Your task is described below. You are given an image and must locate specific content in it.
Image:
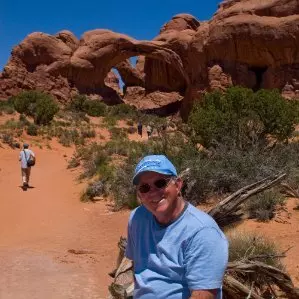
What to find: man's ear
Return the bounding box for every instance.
[175,178,183,193]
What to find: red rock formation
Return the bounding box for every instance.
[1,0,299,118]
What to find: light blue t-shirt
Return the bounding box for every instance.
[125,202,228,299]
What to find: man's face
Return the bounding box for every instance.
[136,171,183,221]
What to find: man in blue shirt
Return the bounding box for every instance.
[125,155,228,299]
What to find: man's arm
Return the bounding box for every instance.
[184,227,228,297]
[190,289,217,299]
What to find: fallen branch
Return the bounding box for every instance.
[208,173,287,227]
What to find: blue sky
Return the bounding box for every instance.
[0,0,220,71]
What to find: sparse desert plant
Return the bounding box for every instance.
[19,114,31,126]
[0,99,15,114]
[127,126,137,134]
[109,127,128,140]
[81,128,96,138]
[58,129,83,147]
[67,157,80,169]
[1,133,15,148]
[26,123,38,136]
[226,231,285,295]
[107,103,138,119]
[245,189,285,222]
[2,119,23,130]
[81,180,107,202]
[228,231,283,268]
[109,163,138,210]
[126,120,134,126]
[103,116,117,128]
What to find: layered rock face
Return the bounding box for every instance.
[1,0,299,116]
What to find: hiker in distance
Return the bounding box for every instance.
[137,121,143,138]
[19,143,35,188]
[126,155,228,299]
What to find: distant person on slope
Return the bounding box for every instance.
[137,121,143,138]
[19,143,35,188]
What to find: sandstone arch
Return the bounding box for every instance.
[68,29,189,94]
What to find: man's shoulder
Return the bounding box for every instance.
[129,205,150,217]
[183,203,220,230]
[129,205,151,223]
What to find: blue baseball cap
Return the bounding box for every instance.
[133,155,177,185]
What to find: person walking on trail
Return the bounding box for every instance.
[19,143,35,188]
[137,121,143,138]
[125,155,228,299]
[146,124,153,139]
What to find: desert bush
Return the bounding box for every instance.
[79,146,112,179]
[2,119,23,130]
[68,94,107,117]
[182,142,299,205]
[127,126,137,134]
[81,180,107,202]
[81,128,96,138]
[58,129,83,147]
[109,127,128,140]
[26,123,38,136]
[126,120,134,126]
[67,157,80,169]
[0,133,17,148]
[0,99,15,114]
[109,163,138,210]
[228,231,283,268]
[57,109,90,124]
[107,103,138,119]
[68,94,87,112]
[103,116,117,128]
[245,189,285,222]
[83,100,107,117]
[19,114,31,126]
[227,231,284,293]
[12,90,59,125]
[188,87,296,148]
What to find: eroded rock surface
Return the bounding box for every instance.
[1,0,299,116]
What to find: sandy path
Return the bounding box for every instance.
[0,145,130,299]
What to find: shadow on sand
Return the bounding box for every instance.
[19,185,35,191]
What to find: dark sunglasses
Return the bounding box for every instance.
[138,177,174,194]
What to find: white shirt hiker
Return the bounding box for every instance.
[19,149,35,169]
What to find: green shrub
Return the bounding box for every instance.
[3,119,23,130]
[81,180,107,202]
[58,129,83,147]
[0,99,15,114]
[245,190,285,222]
[107,104,138,119]
[67,157,80,169]
[127,126,137,134]
[69,95,87,112]
[19,114,31,126]
[182,142,299,205]
[26,124,38,136]
[83,100,107,117]
[1,133,14,147]
[12,90,59,125]
[126,120,134,126]
[103,116,117,128]
[109,127,128,140]
[188,87,296,148]
[228,231,283,268]
[81,129,96,138]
